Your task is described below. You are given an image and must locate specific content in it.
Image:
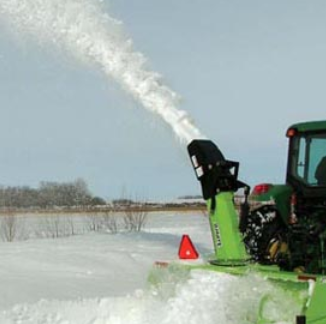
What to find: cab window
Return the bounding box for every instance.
[292,134,326,186]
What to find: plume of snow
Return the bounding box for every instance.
[0,0,205,144]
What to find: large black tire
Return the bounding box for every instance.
[243,205,287,264]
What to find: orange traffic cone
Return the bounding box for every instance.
[178,234,199,259]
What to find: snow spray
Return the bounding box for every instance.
[0,0,205,144]
[0,271,304,324]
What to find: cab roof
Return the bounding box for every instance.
[287,120,326,134]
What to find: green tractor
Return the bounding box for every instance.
[182,120,326,324]
[241,120,326,274]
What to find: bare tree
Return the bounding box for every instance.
[0,211,24,242]
[101,211,120,234]
[41,214,66,238]
[123,209,148,232]
[86,213,102,232]
[0,178,105,210]
[65,214,76,236]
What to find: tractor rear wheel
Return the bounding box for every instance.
[243,205,288,264]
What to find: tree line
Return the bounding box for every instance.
[0,178,106,209]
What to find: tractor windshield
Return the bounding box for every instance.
[291,133,326,186]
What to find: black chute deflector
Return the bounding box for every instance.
[188,140,248,200]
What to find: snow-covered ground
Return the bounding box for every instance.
[0,212,302,324]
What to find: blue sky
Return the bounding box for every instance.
[0,0,326,200]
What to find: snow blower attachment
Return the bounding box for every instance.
[188,139,250,266]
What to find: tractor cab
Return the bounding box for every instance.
[286,121,326,200]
